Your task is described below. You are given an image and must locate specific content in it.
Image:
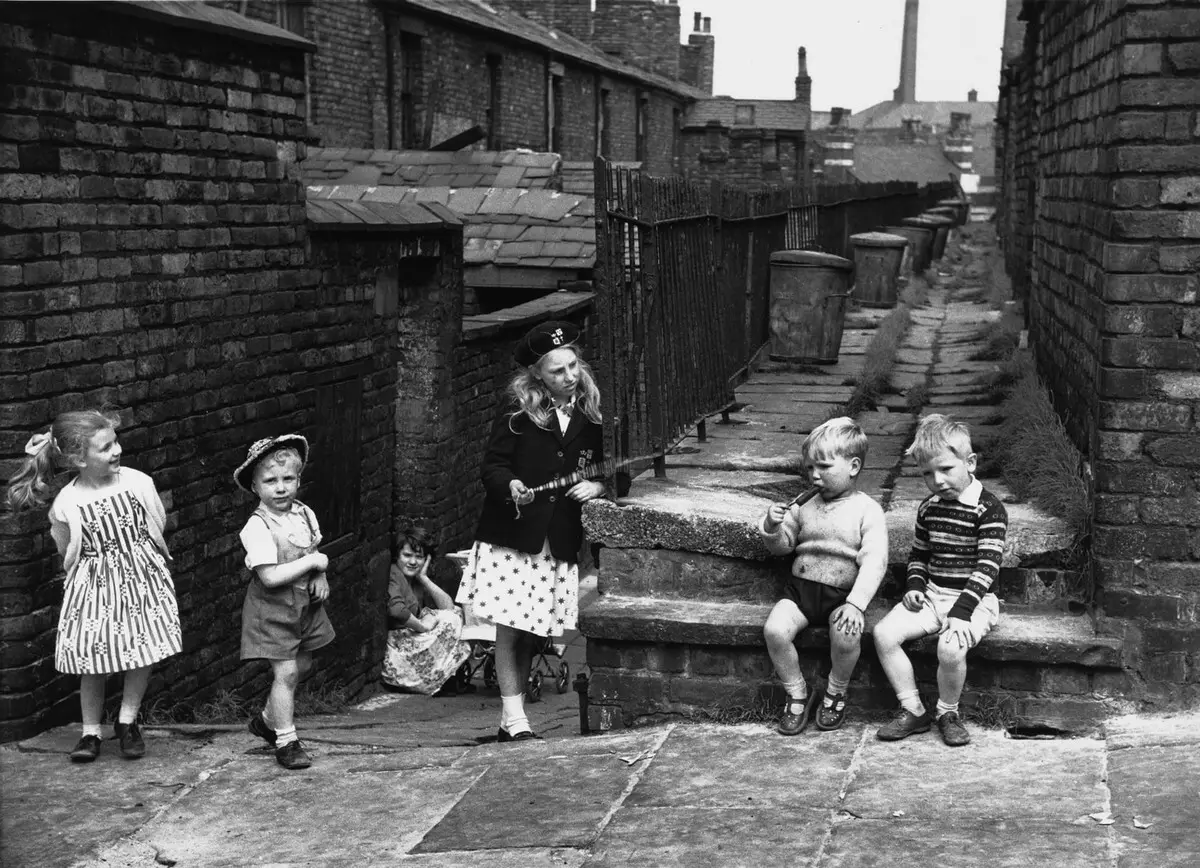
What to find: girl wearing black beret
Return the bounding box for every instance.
[456,320,606,741]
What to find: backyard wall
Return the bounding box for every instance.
[996,0,1200,705]
[0,2,460,740]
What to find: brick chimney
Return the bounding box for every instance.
[794,46,811,106]
[823,107,855,181]
[893,0,918,103]
[502,0,593,41]
[968,88,978,102]
[944,111,973,171]
[680,9,715,95]
[593,0,681,79]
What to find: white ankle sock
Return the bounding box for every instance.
[781,679,807,702]
[935,699,959,719]
[82,724,102,738]
[826,674,850,697]
[500,693,529,734]
[274,725,298,747]
[897,689,925,717]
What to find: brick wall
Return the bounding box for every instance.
[592,0,681,80]
[0,4,462,740]
[997,0,1200,705]
[681,129,806,189]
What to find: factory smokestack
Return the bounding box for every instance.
[893,0,918,103]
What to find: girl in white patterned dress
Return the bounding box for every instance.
[457,321,606,741]
[7,408,181,763]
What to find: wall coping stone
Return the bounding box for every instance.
[581,595,1126,669]
[462,291,595,341]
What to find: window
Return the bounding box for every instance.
[597,85,612,157]
[278,0,308,37]
[735,104,755,126]
[486,54,502,150]
[398,32,423,148]
[635,93,649,162]
[549,66,564,153]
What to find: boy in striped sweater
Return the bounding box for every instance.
[873,415,1008,746]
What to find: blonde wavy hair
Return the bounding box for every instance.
[6,408,122,511]
[508,344,602,432]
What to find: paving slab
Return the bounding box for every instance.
[843,729,1107,820]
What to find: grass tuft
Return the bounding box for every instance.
[837,281,927,418]
[140,681,354,726]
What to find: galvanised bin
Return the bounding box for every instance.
[768,249,854,365]
[919,213,955,260]
[883,223,934,274]
[849,231,908,308]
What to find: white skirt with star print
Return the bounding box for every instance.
[456,539,579,638]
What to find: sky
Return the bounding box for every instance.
[673,0,1008,111]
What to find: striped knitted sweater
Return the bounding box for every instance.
[905,478,1008,621]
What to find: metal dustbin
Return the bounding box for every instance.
[937,197,968,225]
[883,223,934,274]
[849,231,908,308]
[919,213,955,260]
[927,205,960,225]
[768,249,853,365]
[901,216,946,264]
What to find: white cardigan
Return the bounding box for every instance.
[48,467,170,578]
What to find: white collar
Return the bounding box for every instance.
[944,477,982,507]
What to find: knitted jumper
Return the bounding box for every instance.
[759,490,888,612]
[905,480,1008,621]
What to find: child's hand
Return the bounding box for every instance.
[310,552,329,573]
[509,479,534,505]
[765,504,787,528]
[940,616,974,650]
[831,602,865,637]
[310,572,330,602]
[567,480,605,502]
[902,589,926,612]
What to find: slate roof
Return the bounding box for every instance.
[307,184,595,271]
[398,0,708,100]
[684,98,809,132]
[848,100,997,132]
[305,198,460,232]
[100,1,314,50]
[852,127,995,180]
[302,148,561,190]
[849,144,963,185]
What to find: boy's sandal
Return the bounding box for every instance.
[777,689,821,736]
[815,692,848,731]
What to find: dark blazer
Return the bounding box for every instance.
[473,408,604,563]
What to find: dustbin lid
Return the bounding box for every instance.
[927,207,958,217]
[882,224,932,237]
[920,213,956,224]
[770,249,852,269]
[901,215,942,227]
[850,231,909,249]
[937,198,964,207]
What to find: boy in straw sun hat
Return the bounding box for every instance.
[234,434,335,770]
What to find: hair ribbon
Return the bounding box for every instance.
[24,429,55,456]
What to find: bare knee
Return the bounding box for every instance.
[937,635,968,667]
[271,659,301,690]
[830,628,861,655]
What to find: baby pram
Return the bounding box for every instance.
[451,550,572,702]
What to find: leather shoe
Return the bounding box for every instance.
[777,690,820,736]
[497,727,539,743]
[877,708,932,741]
[937,711,971,746]
[113,722,146,758]
[248,713,276,746]
[69,734,102,763]
[275,740,312,770]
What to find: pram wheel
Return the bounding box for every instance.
[526,671,543,703]
[556,661,570,694]
[483,657,497,688]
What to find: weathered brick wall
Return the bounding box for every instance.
[680,130,805,189]
[997,0,1200,705]
[0,5,458,740]
[444,309,595,552]
[592,0,681,80]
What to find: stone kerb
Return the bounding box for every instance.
[580,477,1126,734]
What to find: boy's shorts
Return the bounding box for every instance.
[783,578,850,626]
[241,582,336,660]
[891,582,1000,647]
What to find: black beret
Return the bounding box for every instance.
[514,320,580,367]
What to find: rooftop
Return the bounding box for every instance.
[684,98,809,133]
[849,99,997,132]
[850,143,963,185]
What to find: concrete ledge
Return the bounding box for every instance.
[580,595,1126,669]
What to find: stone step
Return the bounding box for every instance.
[581,595,1125,669]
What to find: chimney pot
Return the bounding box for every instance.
[702,16,711,32]
[693,11,701,30]
[968,88,978,102]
